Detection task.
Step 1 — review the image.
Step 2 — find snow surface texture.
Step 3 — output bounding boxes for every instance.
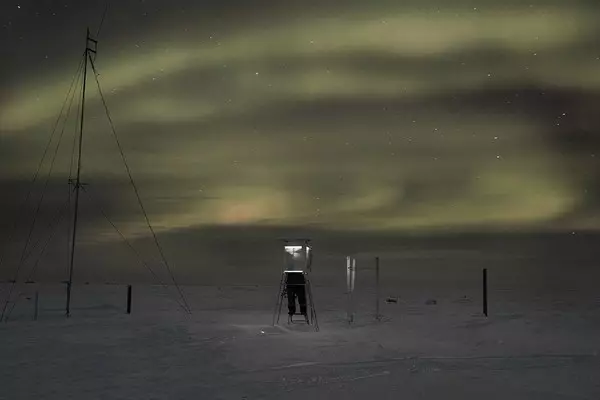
[1,275,600,399]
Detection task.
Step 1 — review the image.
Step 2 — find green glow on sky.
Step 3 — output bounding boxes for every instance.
[1,1,599,239]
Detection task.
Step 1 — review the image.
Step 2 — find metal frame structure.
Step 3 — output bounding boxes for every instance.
[0,26,191,322]
[272,239,319,331]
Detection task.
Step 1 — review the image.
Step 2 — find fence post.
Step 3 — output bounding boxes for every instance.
[127,285,132,314]
[34,291,39,321]
[483,268,488,317]
[375,256,380,321]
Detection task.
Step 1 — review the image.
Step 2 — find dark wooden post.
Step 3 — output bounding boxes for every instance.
[375,256,380,321]
[127,284,132,314]
[34,290,39,321]
[483,268,488,317]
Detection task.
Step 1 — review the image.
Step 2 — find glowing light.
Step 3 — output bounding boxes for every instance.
[285,245,303,255]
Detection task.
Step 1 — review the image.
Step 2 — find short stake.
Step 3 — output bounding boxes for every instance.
[375,256,380,321]
[127,284,132,314]
[34,291,39,321]
[483,268,488,317]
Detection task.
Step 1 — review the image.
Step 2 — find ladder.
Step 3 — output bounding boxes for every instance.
[273,271,319,331]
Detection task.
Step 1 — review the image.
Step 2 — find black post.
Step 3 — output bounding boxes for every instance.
[483,268,488,317]
[127,284,132,314]
[375,256,380,321]
[34,290,39,321]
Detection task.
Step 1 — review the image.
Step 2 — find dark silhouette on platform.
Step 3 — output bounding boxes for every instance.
[286,272,307,317]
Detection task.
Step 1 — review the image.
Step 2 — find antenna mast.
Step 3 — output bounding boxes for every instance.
[66,28,97,317]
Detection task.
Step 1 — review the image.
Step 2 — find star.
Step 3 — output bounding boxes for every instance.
[1,0,599,241]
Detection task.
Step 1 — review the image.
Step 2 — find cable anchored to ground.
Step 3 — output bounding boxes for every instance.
[1,56,85,322]
[81,187,190,314]
[88,55,192,315]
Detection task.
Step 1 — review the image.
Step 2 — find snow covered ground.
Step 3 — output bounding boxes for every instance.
[1,277,600,399]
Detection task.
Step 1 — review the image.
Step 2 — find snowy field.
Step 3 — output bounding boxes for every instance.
[2,270,600,400]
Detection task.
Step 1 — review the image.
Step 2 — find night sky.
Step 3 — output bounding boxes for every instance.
[1,1,600,279]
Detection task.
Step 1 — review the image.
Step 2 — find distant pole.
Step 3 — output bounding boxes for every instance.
[375,256,380,321]
[34,290,39,321]
[346,256,355,324]
[127,284,132,314]
[352,258,355,323]
[483,268,488,317]
[346,257,351,324]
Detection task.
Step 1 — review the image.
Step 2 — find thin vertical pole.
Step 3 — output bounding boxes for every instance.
[483,268,488,317]
[66,30,89,317]
[347,256,355,324]
[126,284,132,314]
[375,256,380,321]
[352,258,356,322]
[346,257,351,324]
[34,290,39,321]
[273,272,285,325]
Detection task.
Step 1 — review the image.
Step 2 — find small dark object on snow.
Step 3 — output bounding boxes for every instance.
[386,296,398,304]
[425,299,437,305]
